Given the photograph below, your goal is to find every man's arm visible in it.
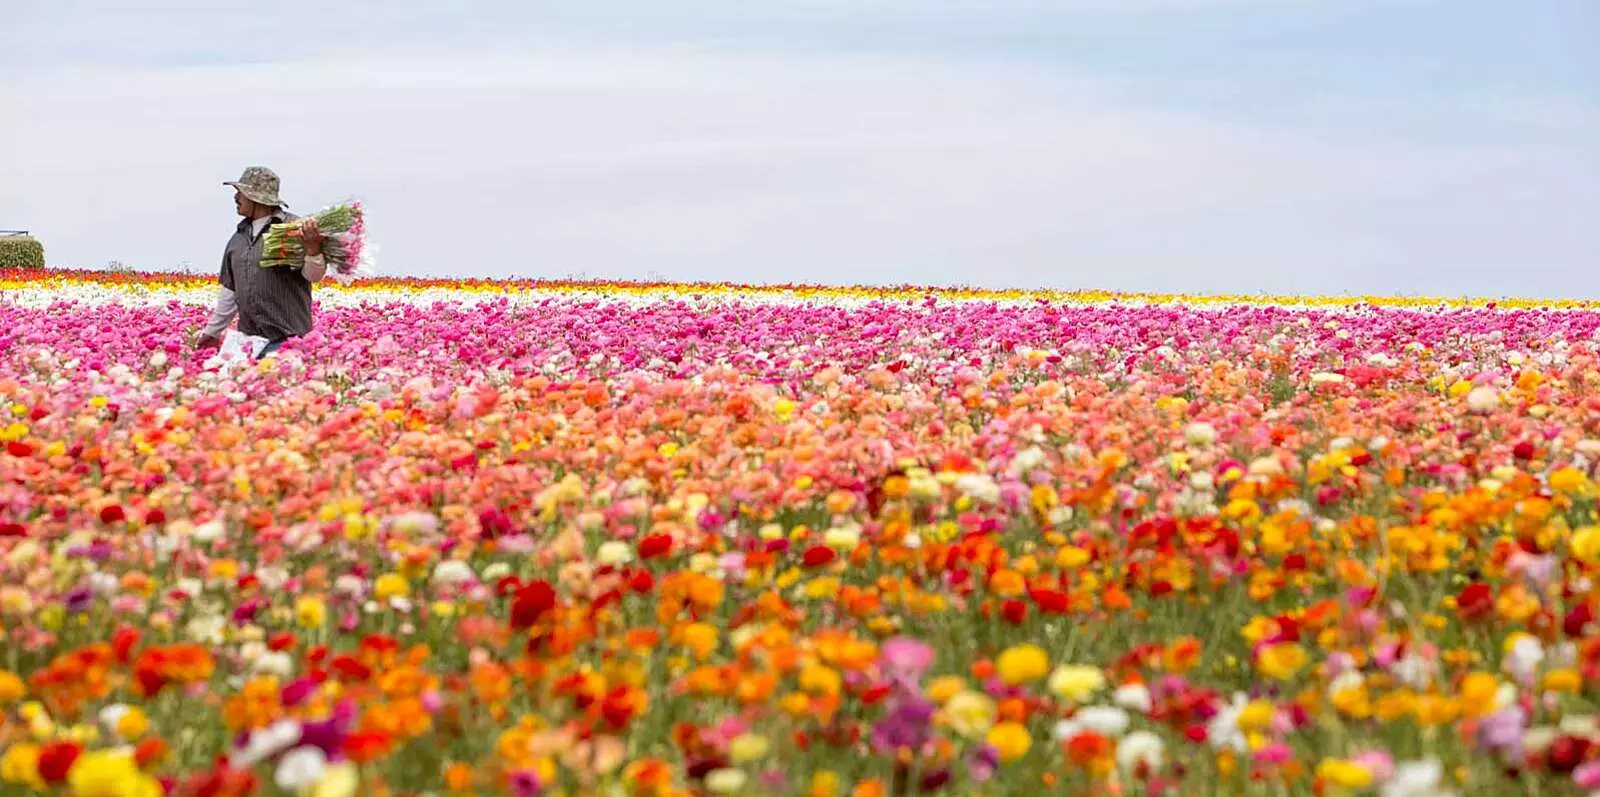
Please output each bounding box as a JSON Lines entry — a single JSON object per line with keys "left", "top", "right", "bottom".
{"left": 299, "top": 218, "right": 327, "bottom": 284}
{"left": 198, "top": 287, "right": 238, "bottom": 343}
{"left": 302, "top": 252, "right": 328, "bottom": 284}
{"left": 197, "top": 247, "right": 236, "bottom": 347}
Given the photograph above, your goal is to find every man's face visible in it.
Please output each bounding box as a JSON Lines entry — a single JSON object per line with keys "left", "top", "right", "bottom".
{"left": 234, "top": 191, "right": 252, "bottom": 217}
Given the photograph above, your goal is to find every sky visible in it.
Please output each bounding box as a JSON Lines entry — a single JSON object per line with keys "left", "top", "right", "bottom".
{"left": 1, "top": 0, "right": 1597, "bottom": 298}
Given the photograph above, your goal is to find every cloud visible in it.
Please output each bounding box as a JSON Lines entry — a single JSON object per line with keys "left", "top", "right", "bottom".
{"left": 2, "top": 45, "right": 1597, "bottom": 297}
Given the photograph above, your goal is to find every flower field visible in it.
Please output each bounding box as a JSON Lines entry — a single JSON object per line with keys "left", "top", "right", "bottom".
{"left": 3, "top": 267, "right": 1600, "bottom": 797}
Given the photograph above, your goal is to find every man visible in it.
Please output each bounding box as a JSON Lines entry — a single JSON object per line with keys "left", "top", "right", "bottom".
{"left": 195, "top": 167, "right": 326, "bottom": 358}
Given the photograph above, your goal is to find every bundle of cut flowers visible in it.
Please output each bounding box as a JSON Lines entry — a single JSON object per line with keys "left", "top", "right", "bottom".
{"left": 258, "top": 200, "right": 374, "bottom": 285}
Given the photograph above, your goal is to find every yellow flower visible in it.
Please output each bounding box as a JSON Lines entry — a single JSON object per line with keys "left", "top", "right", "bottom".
{"left": 114, "top": 706, "right": 150, "bottom": 741}
{"left": 729, "top": 733, "right": 770, "bottom": 763}
{"left": 68, "top": 751, "right": 163, "bottom": 797}
{"left": 1572, "top": 527, "right": 1600, "bottom": 565}
{"left": 295, "top": 596, "right": 327, "bottom": 629}
{"left": 986, "top": 722, "right": 1032, "bottom": 762}
{"left": 680, "top": 623, "right": 719, "bottom": 660}
{"left": 1236, "top": 699, "right": 1275, "bottom": 733}
{"left": 1256, "top": 643, "right": 1308, "bottom": 680}
{"left": 706, "top": 768, "right": 747, "bottom": 794}
{"left": 943, "top": 690, "right": 997, "bottom": 739}
{"left": 1055, "top": 546, "right": 1091, "bottom": 569}
{"left": 809, "top": 771, "right": 841, "bottom": 797}
{"left": 0, "top": 670, "right": 24, "bottom": 703}
{"left": 925, "top": 675, "right": 966, "bottom": 705}
{"left": 1544, "top": 668, "right": 1582, "bottom": 694}
{"left": 1330, "top": 685, "right": 1371, "bottom": 719}
{"left": 374, "top": 573, "right": 410, "bottom": 601}
{"left": 1458, "top": 672, "right": 1500, "bottom": 717}
{"left": 1048, "top": 665, "right": 1107, "bottom": 703}
{"left": 996, "top": 644, "right": 1050, "bottom": 686}
{"left": 0, "top": 742, "right": 44, "bottom": 789}
{"left": 1315, "top": 758, "right": 1374, "bottom": 789}
{"left": 1550, "top": 468, "right": 1592, "bottom": 495}
{"left": 1374, "top": 689, "right": 1417, "bottom": 722}
{"left": 1414, "top": 695, "right": 1460, "bottom": 726}
{"left": 310, "top": 762, "right": 360, "bottom": 797}
{"left": 799, "top": 664, "right": 841, "bottom": 697}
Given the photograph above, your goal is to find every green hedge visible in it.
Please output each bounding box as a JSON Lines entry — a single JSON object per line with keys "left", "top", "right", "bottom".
{"left": 0, "top": 236, "right": 45, "bottom": 269}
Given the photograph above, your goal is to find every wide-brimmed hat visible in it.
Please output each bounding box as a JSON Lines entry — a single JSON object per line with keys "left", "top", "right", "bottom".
{"left": 223, "top": 166, "right": 285, "bottom": 207}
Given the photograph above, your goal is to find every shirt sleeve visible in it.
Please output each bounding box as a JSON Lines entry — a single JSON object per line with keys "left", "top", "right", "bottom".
{"left": 219, "top": 245, "right": 235, "bottom": 291}
{"left": 301, "top": 253, "right": 328, "bottom": 284}
{"left": 202, "top": 287, "right": 238, "bottom": 337}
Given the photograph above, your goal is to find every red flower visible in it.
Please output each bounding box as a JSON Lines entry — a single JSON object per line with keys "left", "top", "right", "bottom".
{"left": 1457, "top": 582, "right": 1495, "bottom": 622}
{"left": 629, "top": 569, "right": 655, "bottom": 593}
{"left": 1001, "top": 599, "right": 1028, "bottom": 625}
{"left": 638, "top": 534, "right": 674, "bottom": 560}
{"left": 1029, "top": 588, "right": 1070, "bottom": 614}
{"left": 600, "top": 686, "right": 640, "bottom": 729}
{"left": 330, "top": 655, "right": 373, "bottom": 682}
{"left": 99, "top": 504, "right": 126, "bottom": 524}
{"left": 5, "top": 441, "right": 31, "bottom": 457}
{"left": 112, "top": 625, "right": 141, "bottom": 664}
{"left": 0, "top": 522, "right": 26, "bottom": 538}
{"left": 1547, "top": 736, "right": 1590, "bottom": 773}
{"left": 860, "top": 684, "right": 892, "bottom": 705}
{"left": 1513, "top": 441, "right": 1536, "bottom": 461}
{"left": 134, "top": 737, "right": 170, "bottom": 768}
{"left": 801, "top": 545, "right": 837, "bottom": 568}
{"left": 509, "top": 579, "right": 558, "bottom": 630}
{"left": 342, "top": 730, "right": 393, "bottom": 764}
{"left": 37, "top": 740, "right": 82, "bottom": 784}
{"left": 1565, "top": 603, "right": 1595, "bottom": 637}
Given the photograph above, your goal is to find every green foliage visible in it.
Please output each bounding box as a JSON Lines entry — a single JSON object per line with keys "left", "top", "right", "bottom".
{"left": 0, "top": 235, "right": 45, "bottom": 269}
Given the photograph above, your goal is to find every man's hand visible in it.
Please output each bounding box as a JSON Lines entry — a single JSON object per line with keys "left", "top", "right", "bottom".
{"left": 196, "top": 332, "right": 221, "bottom": 349}
{"left": 297, "top": 218, "right": 324, "bottom": 257}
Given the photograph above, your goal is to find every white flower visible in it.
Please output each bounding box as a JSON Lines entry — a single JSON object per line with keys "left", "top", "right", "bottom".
{"left": 1206, "top": 693, "right": 1250, "bottom": 753}
{"left": 1248, "top": 457, "right": 1283, "bottom": 476}
{"left": 1380, "top": 758, "right": 1447, "bottom": 797}
{"left": 1328, "top": 670, "right": 1365, "bottom": 698}
{"left": 253, "top": 651, "right": 295, "bottom": 678}
{"left": 1183, "top": 422, "right": 1217, "bottom": 446}
{"left": 1116, "top": 730, "right": 1164, "bottom": 772}
{"left": 1466, "top": 386, "right": 1499, "bottom": 413}
{"left": 191, "top": 521, "right": 225, "bottom": 543}
{"left": 1114, "top": 683, "right": 1152, "bottom": 713}
{"left": 274, "top": 745, "right": 328, "bottom": 791}
{"left": 1504, "top": 635, "right": 1545, "bottom": 683}
{"left": 185, "top": 614, "right": 226, "bottom": 645}
{"left": 230, "top": 718, "right": 302, "bottom": 769}
{"left": 481, "top": 562, "right": 512, "bottom": 582}
{"left": 1066, "top": 706, "right": 1130, "bottom": 737}
{"left": 430, "top": 560, "right": 476, "bottom": 586}
{"left": 953, "top": 474, "right": 1000, "bottom": 504}
{"left": 1393, "top": 654, "right": 1435, "bottom": 690}
{"left": 1010, "top": 446, "right": 1047, "bottom": 475}
{"left": 98, "top": 704, "right": 130, "bottom": 733}
{"left": 89, "top": 572, "right": 119, "bottom": 595}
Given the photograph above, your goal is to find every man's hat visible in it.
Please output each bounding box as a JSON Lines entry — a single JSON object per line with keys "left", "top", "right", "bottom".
{"left": 223, "top": 166, "right": 285, "bottom": 207}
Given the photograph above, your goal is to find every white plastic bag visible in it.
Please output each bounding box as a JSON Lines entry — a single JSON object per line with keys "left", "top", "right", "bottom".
{"left": 217, "top": 329, "right": 271, "bottom": 367}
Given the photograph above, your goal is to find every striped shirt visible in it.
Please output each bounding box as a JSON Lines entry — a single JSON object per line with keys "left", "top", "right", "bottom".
{"left": 203, "top": 210, "right": 325, "bottom": 341}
